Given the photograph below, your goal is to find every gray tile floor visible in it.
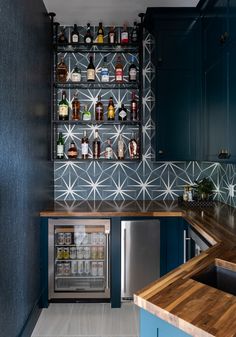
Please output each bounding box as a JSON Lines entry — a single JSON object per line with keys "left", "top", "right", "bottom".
{"left": 31, "top": 302, "right": 139, "bottom": 337}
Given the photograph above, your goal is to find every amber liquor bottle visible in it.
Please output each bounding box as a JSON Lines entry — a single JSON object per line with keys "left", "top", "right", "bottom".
{"left": 67, "top": 141, "right": 78, "bottom": 159}
{"left": 87, "top": 55, "right": 95, "bottom": 81}
{"left": 107, "top": 97, "right": 115, "bottom": 121}
{"left": 57, "top": 57, "right": 68, "bottom": 83}
{"left": 72, "top": 94, "right": 80, "bottom": 120}
{"left": 115, "top": 56, "right": 123, "bottom": 83}
{"left": 95, "top": 95, "right": 104, "bottom": 121}
{"left": 130, "top": 92, "right": 138, "bottom": 121}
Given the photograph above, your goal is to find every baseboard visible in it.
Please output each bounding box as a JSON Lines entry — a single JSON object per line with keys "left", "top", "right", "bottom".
{"left": 18, "top": 298, "right": 42, "bottom": 337}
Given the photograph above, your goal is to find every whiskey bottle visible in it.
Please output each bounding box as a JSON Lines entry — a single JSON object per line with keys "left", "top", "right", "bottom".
{"left": 95, "top": 95, "right": 104, "bottom": 121}
{"left": 131, "top": 22, "right": 138, "bottom": 43}
{"left": 128, "top": 132, "right": 138, "bottom": 159}
{"left": 101, "top": 57, "right": 109, "bottom": 82}
{"left": 107, "top": 97, "right": 115, "bottom": 121}
{"left": 67, "top": 141, "right": 78, "bottom": 159}
{"left": 129, "top": 56, "right": 137, "bottom": 82}
{"left": 130, "top": 92, "right": 138, "bottom": 121}
{"left": 108, "top": 26, "right": 115, "bottom": 43}
{"left": 84, "top": 23, "right": 93, "bottom": 44}
{"left": 121, "top": 24, "right": 129, "bottom": 43}
{"left": 58, "top": 91, "right": 69, "bottom": 120}
{"left": 115, "top": 56, "right": 123, "bottom": 83}
{"left": 57, "top": 57, "right": 68, "bottom": 83}
{"left": 82, "top": 105, "right": 92, "bottom": 121}
{"left": 118, "top": 103, "right": 127, "bottom": 121}
{"left": 71, "top": 24, "right": 79, "bottom": 44}
{"left": 57, "top": 132, "right": 64, "bottom": 159}
{"left": 72, "top": 94, "right": 80, "bottom": 120}
{"left": 81, "top": 130, "right": 89, "bottom": 159}
{"left": 58, "top": 28, "right": 68, "bottom": 44}
{"left": 97, "top": 22, "right": 104, "bottom": 43}
{"left": 87, "top": 55, "right": 95, "bottom": 81}
{"left": 117, "top": 134, "right": 125, "bottom": 160}
{"left": 105, "top": 139, "right": 113, "bottom": 159}
{"left": 93, "top": 129, "right": 101, "bottom": 159}
{"left": 71, "top": 66, "right": 81, "bottom": 82}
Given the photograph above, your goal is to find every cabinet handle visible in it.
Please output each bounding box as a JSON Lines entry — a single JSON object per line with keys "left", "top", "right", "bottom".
{"left": 158, "top": 150, "right": 164, "bottom": 155}
{"left": 219, "top": 31, "right": 229, "bottom": 44}
{"left": 183, "top": 229, "right": 190, "bottom": 263}
{"left": 218, "top": 149, "right": 231, "bottom": 159}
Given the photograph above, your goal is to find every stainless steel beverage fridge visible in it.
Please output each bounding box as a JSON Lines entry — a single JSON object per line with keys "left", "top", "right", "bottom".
{"left": 48, "top": 219, "right": 110, "bottom": 300}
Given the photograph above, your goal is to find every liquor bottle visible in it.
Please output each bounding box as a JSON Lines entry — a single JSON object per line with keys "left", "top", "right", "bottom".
{"left": 71, "top": 24, "right": 79, "bottom": 44}
{"left": 118, "top": 103, "right": 127, "bottom": 121}
{"left": 57, "top": 57, "right": 68, "bottom": 83}
{"left": 105, "top": 139, "right": 113, "bottom": 159}
{"left": 58, "top": 28, "right": 68, "bottom": 44}
{"left": 67, "top": 141, "right": 78, "bottom": 159}
{"left": 58, "top": 91, "right": 69, "bottom": 120}
{"left": 97, "top": 22, "right": 104, "bottom": 43}
{"left": 82, "top": 105, "right": 92, "bottom": 121}
{"left": 129, "top": 56, "right": 137, "bottom": 82}
{"left": 71, "top": 66, "right": 81, "bottom": 82}
{"left": 57, "top": 132, "right": 64, "bottom": 159}
{"left": 130, "top": 92, "right": 138, "bottom": 121}
{"left": 117, "top": 134, "right": 125, "bottom": 160}
{"left": 108, "top": 26, "right": 115, "bottom": 43}
{"left": 131, "top": 22, "right": 138, "bottom": 43}
{"left": 101, "top": 57, "right": 109, "bottom": 82}
{"left": 95, "top": 95, "right": 104, "bottom": 121}
{"left": 93, "top": 129, "right": 101, "bottom": 159}
{"left": 72, "top": 94, "right": 80, "bottom": 120}
{"left": 121, "top": 24, "right": 129, "bottom": 43}
{"left": 107, "top": 97, "right": 115, "bottom": 121}
{"left": 81, "top": 130, "right": 89, "bottom": 159}
{"left": 128, "top": 132, "right": 138, "bottom": 159}
{"left": 84, "top": 23, "right": 93, "bottom": 44}
{"left": 115, "top": 56, "right": 123, "bottom": 82}
{"left": 87, "top": 55, "right": 95, "bottom": 81}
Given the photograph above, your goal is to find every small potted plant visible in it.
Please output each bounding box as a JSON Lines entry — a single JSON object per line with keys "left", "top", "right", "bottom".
{"left": 193, "top": 178, "right": 214, "bottom": 201}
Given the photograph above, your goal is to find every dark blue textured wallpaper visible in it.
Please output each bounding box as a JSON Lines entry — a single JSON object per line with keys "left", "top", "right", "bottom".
{"left": 0, "top": 0, "right": 53, "bottom": 336}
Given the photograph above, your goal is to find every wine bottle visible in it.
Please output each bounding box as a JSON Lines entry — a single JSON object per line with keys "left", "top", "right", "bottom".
{"left": 82, "top": 105, "right": 92, "bottom": 121}
{"left": 117, "top": 134, "right": 125, "bottom": 160}
{"left": 130, "top": 92, "right": 138, "bottom": 121}
{"left": 87, "top": 55, "right": 95, "bottom": 81}
{"left": 129, "top": 56, "right": 137, "bottom": 82}
{"left": 58, "top": 28, "right": 68, "bottom": 44}
{"left": 58, "top": 91, "right": 69, "bottom": 120}
{"left": 67, "top": 141, "right": 78, "bottom": 159}
{"left": 57, "top": 132, "right": 64, "bottom": 159}
{"left": 107, "top": 97, "right": 115, "bottom": 121}
{"left": 81, "top": 130, "right": 89, "bottom": 159}
{"left": 57, "top": 57, "right": 68, "bottom": 83}
{"left": 115, "top": 56, "right": 123, "bottom": 83}
{"left": 101, "top": 57, "right": 109, "bottom": 82}
{"left": 93, "top": 129, "right": 101, "bottom": 159}
{"left": 131, "top": 22, "right": 138, "bottom": 43}
{"left": 71, "top": 24, "right": 79, "bottom": 44}
{"left": 97, "top": 22, "right": 104, "bottom": 43}
{"left": 108, "top": 26, "right": 115, "bottom": 43}
{"left": 71, "top": 66, "right": 81, "bottom": 82}
{"left": 95, "top": 95, "right": 104, "bottom": 121}
{"left": 121, "top": 24, "right": 129, "bottom": 43}
{"left": 84, "top": 23, "right": 93, "bottom": 44}
{"left": 105, "top": 139, "right": 113, "bottom": 159}
{"left": 118, "top": 103, "right": 127, "bottom": 121}
{"left": 128, "top": 132, "right": 138, "bottom": 159}
{"left": 72, "top": 94, "right": 80, "bottom": 120}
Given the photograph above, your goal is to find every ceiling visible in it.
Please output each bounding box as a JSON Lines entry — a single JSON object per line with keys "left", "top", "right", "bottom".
{"left": 43, "top": 0, "right": 200, "bottom": 26}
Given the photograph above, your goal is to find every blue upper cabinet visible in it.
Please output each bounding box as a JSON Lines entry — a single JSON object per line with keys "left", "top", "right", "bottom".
{"left": 144, "top": 8, "right": 202, "bottom": 161}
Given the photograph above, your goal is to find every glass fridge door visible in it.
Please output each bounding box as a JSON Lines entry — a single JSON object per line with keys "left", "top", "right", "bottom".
{"left": 48, "top": 219, "right": 110, "bottom": 299}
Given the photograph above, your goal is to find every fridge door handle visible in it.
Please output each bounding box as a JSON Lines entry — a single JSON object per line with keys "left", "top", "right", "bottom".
{"left": 123, "top": 227, "right": 127, "bottom": 293}
{"left": 106, "top": 233, "right": 109, "bottom": 289}
{"left": 183, "top": 229, "right": 190, "bottom": 263}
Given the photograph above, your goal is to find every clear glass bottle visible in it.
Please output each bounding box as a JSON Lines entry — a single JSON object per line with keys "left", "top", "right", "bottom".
{"left": 71, "top": 66, "right": 81, "bottom": 82}
{"left": 67, "top": 141, "right": 78, "bottom": 159}
{"left": 71, "top": 24, "right": 79, "bottom": 44}
{"left": 107, "top": 97, "right": 115, "bottom": 121}
{"left": 81, "top": 130, "right": 89, "bottom": 159}
{"left": 57, "top": 57, "right": 68, "bottom": 83}
{"left": 115, "top": 56, "right": 123, "bottom": 82}
{"left": 84, "top": 23, "right": 93, "bottom": 44}
{"left": 105, "top": 139, "right": 113, "bottom": 159}
{"left": 57, "top": 132, "right": 64, "bottom": 159}
{"left": 97, "top": 22, "right": 104, "bottom": 43}
{"left": 72, "top": 94, "right": 80, "bottom": 120}
{"left": 130, "top": 92, "right": 138, "bottom": 121}
{"left": 101, "top": 57, "right": 109, "bottom": 82}
{"left": 117, "top": 134, "right": 125, "bottom": 160}
{"left": 58, "top": 91, "right": 69, "bottom": 120}
{"left": 95, "top": 95, "right": 104, "bottom": 121}
{"left": 93, "top": 129, "right": 101, "bottom": 159}
{"left": 131, "top": 22, "right": 138, "bottom": 43}
{"left": 87, "top": 55, "right": 95, "bottom": 81}
{"left": 128, "top": 132, "right": 138, "bottom": 159}
{"left": 82, "top": 105, "right": 92, "bottom": 121}
{"left": 121, "top": 24, "right": 129, "bottom": 43}
{"left": 118, "top": 103, "right": 127, "bottom": 121}
{"left": 129, "top": 56, "right": 137, "bottom": 82}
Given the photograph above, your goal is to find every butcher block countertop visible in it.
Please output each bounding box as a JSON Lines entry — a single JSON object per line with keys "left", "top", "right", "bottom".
{"left": 41, "top": 200, "right": 236, "bottom": 337}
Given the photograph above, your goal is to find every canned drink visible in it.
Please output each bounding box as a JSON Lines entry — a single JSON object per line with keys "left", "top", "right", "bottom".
{"left": 74, "top": 232, "right": 84, "bottom": 245}
{"left": 64, "top": 232, "right": 72, "bottom": 245}
{"left": 82, "top": 233, "right": 89, "bottom": 244}
{"left": 98, "top": 232, "right": 105, "bottom": 245}
{"left": 97, "top": 261, "right": 104, "bottom": 276}
{"left": 57, "top": 232, "right": 65, "bottom": 245}
{"left": 91, "top": 246, "right": 98, "bottom": 260}
{"left": 84, "top": 261, "right": 90, "bottom": 274}
{"left": 71, "top": 261, "right": 78, "bottom": 275}
{"left": 56, "top": 247, "right": 64, "bottom": 260}
{"left": 63, "top": 262, "right": 71, "bottom": 275}
{"left": 83, "top": 246, "right": 91, "bottom": 259}
{"left": 91, "top": 233, "right": 98, "bottom": 245}
{"left": 69, "top": 246, "right": 77, "bottom": 259}
{"left": 63, "top": 247, "right": 70, "bottom": 259}
{"left": 56, "top": 262, "right": 64, "bottom": 276}
{"left": 77, "top": 247, "right": 84, "bottom": 259}
{"left": 91, "top": 261, "right": 98, "bottom": 276}
{"left": 97, "top": 246, "right": 104, "bottom": 259}
{"left": 78, "top": 261, "right": 84, "bottom": 274}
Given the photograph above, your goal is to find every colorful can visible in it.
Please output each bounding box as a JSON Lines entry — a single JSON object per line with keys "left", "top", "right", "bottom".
{"left": 97, "top": 246, "right": 104, "bottom": 259}
{"left": 64, "top": 232, "right": 72, "bottom": 245}
{"left": 91, "top": 261, "right": 98, "bottom": 276}
{"left": 91, "top": 246, "right": 97, "bottom": 260}
{"left": 56, "top": 247, "right": 64, "bottom": 260}
{"left": 78, "top": 261, "right": 84, "bottom": 274}
{"left": 97, "top": 261, "right": 104, "bottom": 276}
{"left": 84, "top": 261, "right": 90, "bottom": 274}
{"left": 63, "top": 247, "right": 70, "bottom": 259}
{"left": 77, "top": 247, "right": 84, "bottom": 259}
{"left": 83, "top": 246, "right": 91, "bottom": 259}
{"left": 71, "top": 261, "right": 78, "bottom": 275}
{"left": 69, "top": 246, "right": 77, "bottom": 259}
{"left": 56, "top": 262, "right": 64, "bottom": 276}
{"left": 63, "top": 262, "right": 71, "bottom": 275}
{"left": 57, "top": 232, "right": 65, "bottom": 245}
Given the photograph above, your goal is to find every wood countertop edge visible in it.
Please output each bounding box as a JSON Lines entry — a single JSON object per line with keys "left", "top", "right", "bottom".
{"left": 40, "top": 211, "right": 184, "bottom": 217}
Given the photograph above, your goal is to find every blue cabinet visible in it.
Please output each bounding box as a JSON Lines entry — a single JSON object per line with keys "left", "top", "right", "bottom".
{"left": 140, "top": 308, "right": 192, "bottom": 337}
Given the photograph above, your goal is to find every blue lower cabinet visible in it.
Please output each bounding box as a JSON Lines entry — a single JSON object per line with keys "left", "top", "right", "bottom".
{"left": 140, "top": 308, "right": 192, "bottom": 337}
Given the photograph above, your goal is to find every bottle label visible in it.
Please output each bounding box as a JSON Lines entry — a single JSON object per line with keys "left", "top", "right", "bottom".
{"left": 108, "top": 106, "right": 115, "bottom": 119}
{"left": 119, "top": 109, "right": 127, "bottom": 119}
{"left": 105, "top": 147, "right": 113, "bottom": 159}
{"left": 57, "top": 145, "right": 64, "bottom": 156}
{"left": 72, "top": 35, "right": 79, "bottom": 43}
{"left": 85, "top": 36, "right": 92, "bottom": 43}
{"left": 96, "top": 106, "right": 103, "bottom": 120}
{"left": 115, "top": 69, "right": 123, "bottom": 82}
{"left": 59, "top": 104, "right": 68, "bottom": 117}
{"left": 87, "top": 69, "right": 95, "bottom": 80}
{"left": 97, "top": 35, "right": 104, "bottom": 43}
{"left": 101, "top": 68, "right": 109, "bottom": 82}
{"left": 72, "top": 73, "right": 81, "bottom": 82}
{"left": 81, "top": 143, "right": 89, "bottom": 155}
{"left": 121, "top": 32, "right": 128, "bottom": 43}
{"left": 118, "top": 141, "right": 124, "bottom": 158}
{"left": 129, "top": 69, "right": 137, "bottom": 81}
{"left": 109, "top": 33, "right": 115, "bottom": 43}
{"left": 82, "top": 112, "right": 91, "bottom": 121}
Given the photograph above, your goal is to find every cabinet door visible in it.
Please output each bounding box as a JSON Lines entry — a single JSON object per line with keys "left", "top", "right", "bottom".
{"left": 228, "top": 44, "right": 236, "bottom": 161}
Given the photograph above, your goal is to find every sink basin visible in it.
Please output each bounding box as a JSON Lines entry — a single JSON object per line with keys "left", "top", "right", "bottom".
{"left": 192, "top": 264, "right": 236, "bottom": 296}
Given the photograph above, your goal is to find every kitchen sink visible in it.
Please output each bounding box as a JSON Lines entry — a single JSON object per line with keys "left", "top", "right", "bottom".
{"left": 192, "top": 264, "right": 236, "bottom": 296}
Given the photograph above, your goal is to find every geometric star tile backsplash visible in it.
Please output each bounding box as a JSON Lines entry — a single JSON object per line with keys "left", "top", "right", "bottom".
{"left": 54, "top": 28, "right": 236, "bottom": 208}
